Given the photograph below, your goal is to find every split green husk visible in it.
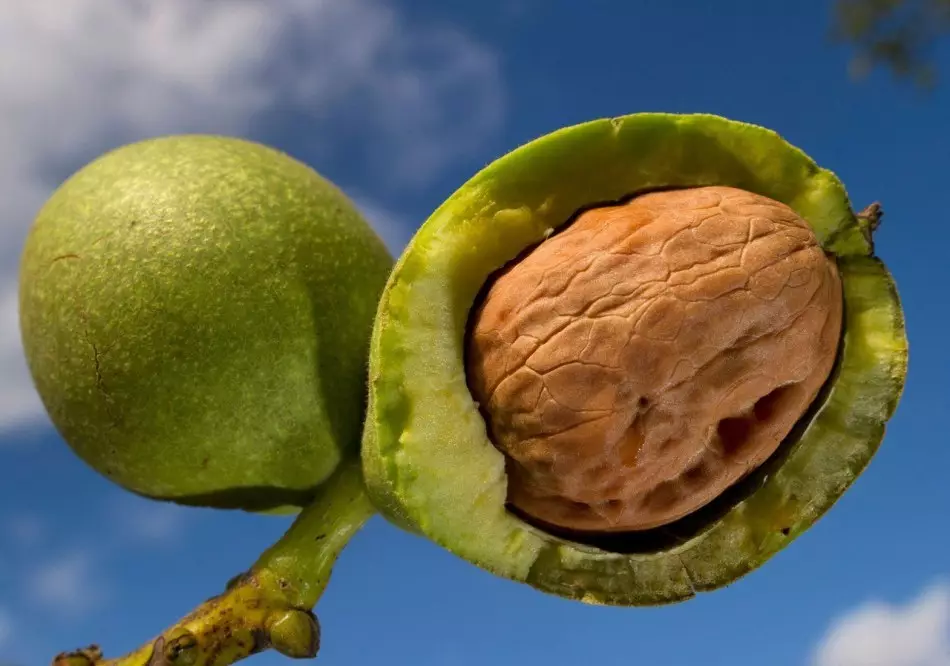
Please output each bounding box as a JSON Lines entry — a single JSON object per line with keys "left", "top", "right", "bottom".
{"left": 361, "top": 112, "right": 907, "bottom": 605}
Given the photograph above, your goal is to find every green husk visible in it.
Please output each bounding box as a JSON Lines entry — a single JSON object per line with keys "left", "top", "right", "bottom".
{"left": 361, "top": 113, "right": 907, "bottom": 605}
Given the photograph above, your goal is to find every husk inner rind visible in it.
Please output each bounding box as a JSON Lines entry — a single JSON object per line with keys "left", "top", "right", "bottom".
{"left": 361, "top": 112, "right": 907, "bottom": 605}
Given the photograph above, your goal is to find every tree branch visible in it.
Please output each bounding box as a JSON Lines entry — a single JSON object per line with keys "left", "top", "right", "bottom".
{"left": 52, "top": 459, "right": 375, "bottom": 666}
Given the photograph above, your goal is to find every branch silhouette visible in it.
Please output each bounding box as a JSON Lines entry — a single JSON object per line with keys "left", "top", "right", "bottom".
{"left": 832, "top": 0, "right": 950, "bottom": 88}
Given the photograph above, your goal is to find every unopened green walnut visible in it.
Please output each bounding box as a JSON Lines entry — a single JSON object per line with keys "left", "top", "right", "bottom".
{"left": 19, "top": 135, "right": 393, "bottom": 513}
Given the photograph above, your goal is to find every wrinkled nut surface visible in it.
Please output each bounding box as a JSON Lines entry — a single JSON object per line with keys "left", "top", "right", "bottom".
{"left": 466, "top": 186, "right": 843, "bottom": 533}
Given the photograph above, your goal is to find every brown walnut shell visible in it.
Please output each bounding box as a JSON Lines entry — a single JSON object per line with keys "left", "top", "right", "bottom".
{"left": 467, "top": 185, "right": 843, "bottom": 533}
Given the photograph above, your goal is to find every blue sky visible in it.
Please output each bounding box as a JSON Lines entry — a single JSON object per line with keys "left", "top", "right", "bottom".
{"left": 1, "top": 1, "right": 948, "bottom": 665}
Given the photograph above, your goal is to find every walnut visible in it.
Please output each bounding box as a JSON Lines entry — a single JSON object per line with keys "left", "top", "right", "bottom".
{"left": 466, "top": 186, "right": 843, "bottom": 533}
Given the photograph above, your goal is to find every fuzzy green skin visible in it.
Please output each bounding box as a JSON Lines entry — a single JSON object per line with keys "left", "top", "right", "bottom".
{"left": 20, "top": 135, "right": 393, "bottom": 512}
{"left": 362, "top": 113, "right": 908, "bottom": 605}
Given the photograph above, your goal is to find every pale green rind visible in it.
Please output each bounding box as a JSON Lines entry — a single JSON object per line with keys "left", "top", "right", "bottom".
{"left": 362, "top": 113, "right": 907, "bottom": 604}
{"left": 21, "top": 135, "right": 393, "bottom": 511}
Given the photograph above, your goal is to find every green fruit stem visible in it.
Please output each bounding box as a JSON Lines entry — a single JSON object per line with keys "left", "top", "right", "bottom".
{"left": 53, "top": 459, "right": 376, "bottom": 666}
{"left": 254, "top": 457, "right": 375, "bottom": 608}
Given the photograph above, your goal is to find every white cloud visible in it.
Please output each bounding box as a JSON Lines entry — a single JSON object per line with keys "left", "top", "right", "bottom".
{"left": 812, "top": 582, "right": 950, "bottom": 666}
{"left": 352, "top": 196, "right": 417, "bottom": 254}
{"left": 0, "top": 286, "right": 42, "bottom": 431}
{"left": 114, "top": 500, "right": 189, "bottom": 544}
{"left": 28, "top": 552, "right": 106, "bottom": 616}
{"left": 0, "top": 0, "right": 503, "bottom": 432}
